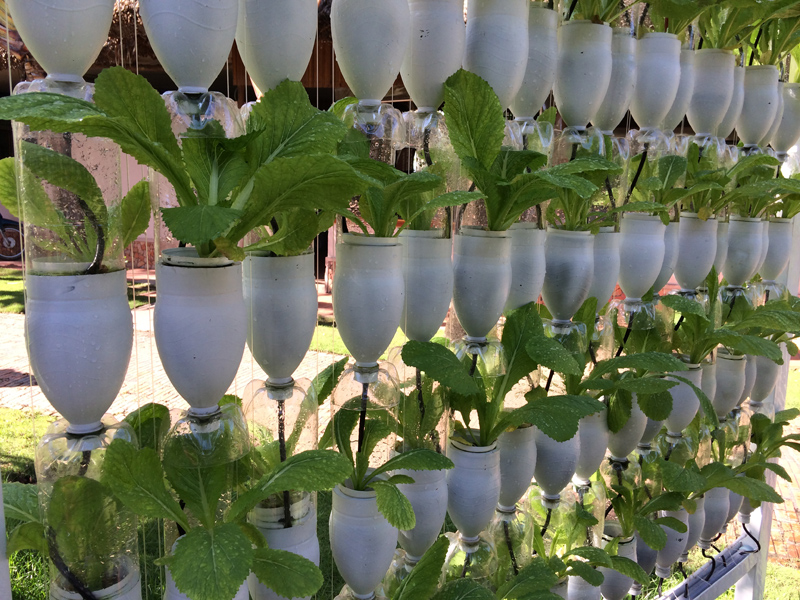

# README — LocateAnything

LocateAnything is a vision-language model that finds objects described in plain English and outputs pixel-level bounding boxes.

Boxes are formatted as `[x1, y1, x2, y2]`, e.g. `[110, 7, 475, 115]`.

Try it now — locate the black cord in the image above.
[357, 382, 369, 453]
[750, 27, 763, 66]
[545, 369, 555, 393]
[588, 342, 597, 365]
[78, 450, 92, 477]
[422, 128, 433, 167]
[657, 577, 664, 595]
[469, 353, 478, 377]
[674, 315, 685, 331]
[278, 399, 292, 528]
[703, 548, 717, 581]
[47, 528, 98, 600]
[742, 523, 762, 553]
[566, 0, 579, 20]
[665, 442, 675, 462]
[416, 368, 425, 419]
[503, 520, 520, 576]
[461, 552, 472, 578]
[615, 320, 633, 357]
[75, 195, 105, 275]
[605, 178, 617, 209]
[712, 544, 727, 568]
[541, 508, 553, 538]
[627, 147, 649, 203]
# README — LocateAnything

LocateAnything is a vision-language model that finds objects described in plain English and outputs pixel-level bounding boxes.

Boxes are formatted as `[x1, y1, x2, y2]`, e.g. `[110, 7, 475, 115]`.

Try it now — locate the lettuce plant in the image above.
[443, 69, 620, 232]
[0, 67, 370, 260]
[101, 438, 352, 600]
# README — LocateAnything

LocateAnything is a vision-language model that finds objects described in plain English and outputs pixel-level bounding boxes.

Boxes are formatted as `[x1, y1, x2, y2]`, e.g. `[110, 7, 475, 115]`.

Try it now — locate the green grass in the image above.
[0, 268, 24, 314]
[309, 325, 409, 357]
[0, 269, 153, 314]
[0, 408, 52, 484]
[785, 367, 800, 412]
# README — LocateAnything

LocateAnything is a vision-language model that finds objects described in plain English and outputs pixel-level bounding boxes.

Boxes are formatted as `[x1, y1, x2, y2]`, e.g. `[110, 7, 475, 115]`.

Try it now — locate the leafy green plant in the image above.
[3, 477, 136, 596]
[698, 0, 800, 50]
[123, 402, 170, 454]
[443, 69, 619, 232]
[0, 147, 150, 274]
[403, 303, 605, 448]
[753, 14, 800, 65]
[569, 0, 637, 24]
[0, 67, 370, 260]
[607, 486, 688, 550]
[661, 270, 792, 366]
[529, 511, 648, 592]
[101, 437, 352, 600]
[647, 0, 719, 39]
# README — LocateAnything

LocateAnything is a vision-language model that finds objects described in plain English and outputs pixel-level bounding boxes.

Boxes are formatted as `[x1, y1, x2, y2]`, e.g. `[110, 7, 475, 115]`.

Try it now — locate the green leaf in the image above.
[160, 205, 242, 247]
[0, 157, 19, 217]
[2, 482, 41, 524]
[633, 515, 667, 551]
[101, 439, 189, 531]
[369, 448, 454, 483]
[519, 394, 605, 442]
[608, 556, 649, 585]
[496, 558, 561, 598]
[616, 377, 677, 394]
[229, 154, 366, 243]
[402, 190, 484, 226]
[402, 341, 480, 396]
[251, 547, 323, 599]
[592, 352, 688, 377]
[372, 480, 415, 530]
[431, 579, 496, 600]
[527, 337, 582, 376]
[443, 69, 505, 169]
[721, 476, 784, 503]
[247, 80, 346, 164]
[568, 561, 604, 586]
[566, 546, 613, 567]
[669, 374, 718, 429]
[657, 155, 688, 190]
[659, 294, 710, 319]
[123, 403, 170, 453]
[226, 450, 352, 523]
[498, 304, 547, 401]
[120, 180, 151, 248]
[7, 522, 47, 555]
[168, 523, 253, 600]
[393, 537, 449, 600]
[636, 390, 673, 422]
[654, 516, 688, 533]
[213, 236, 246, 261]
[93, 67, 182, 164]
[182, 133, 249, 207]
[310, 357, 349, 407]
[21, 141, 108, 224]
[608, 389, 633, 434]
[491, 149, 546, 180]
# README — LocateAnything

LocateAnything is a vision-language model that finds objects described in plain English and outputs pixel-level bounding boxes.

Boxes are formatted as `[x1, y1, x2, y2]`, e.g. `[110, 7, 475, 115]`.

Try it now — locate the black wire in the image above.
[712, 544, 727, 568]
[357, 382, 369, 453]
[75, 194, 105, 275]
[545, 369, 555, 392]
[605, 178, 617, 209]
[588, 342, 597, 366]
[47, 528, 98, 600]
[541, 508, 553, 538]
[674, 315, 685, 331]
[750, 27, 763, 66]
[503, 520, 520, 576]
[278, 399, 292, 528]
[416, 368, 425, 419]
[703, 548, 716, 581]
[657, 577, 664, 595]
[566, 0, 579, 20]
[422, 128, 433, 167]
[742, 523, 762, 553]
[77, 450, 92, 477]
[461, 552, 472, 578]
[627, 147, 649, 203]
[615, 320, 633, 357]
[469, 353, 478, 377]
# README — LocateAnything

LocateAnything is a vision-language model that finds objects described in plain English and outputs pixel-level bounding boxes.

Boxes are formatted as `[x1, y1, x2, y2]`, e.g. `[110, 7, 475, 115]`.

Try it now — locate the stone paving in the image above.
[1, 298, 800, 567]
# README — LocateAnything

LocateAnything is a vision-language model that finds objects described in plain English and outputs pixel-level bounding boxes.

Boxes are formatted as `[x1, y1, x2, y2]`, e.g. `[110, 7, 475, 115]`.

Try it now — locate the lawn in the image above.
[0, 269, 154, 314]
[309, 324, 410, 357]
[0, 269, 23, 314]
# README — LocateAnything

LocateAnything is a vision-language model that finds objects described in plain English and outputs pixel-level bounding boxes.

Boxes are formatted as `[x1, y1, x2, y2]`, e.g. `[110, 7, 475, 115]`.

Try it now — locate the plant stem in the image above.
[278, 399, 292, 528]
[47, 528, 98, 600]
[503, 520, 520, 576]
[357, 382, 369, 453]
